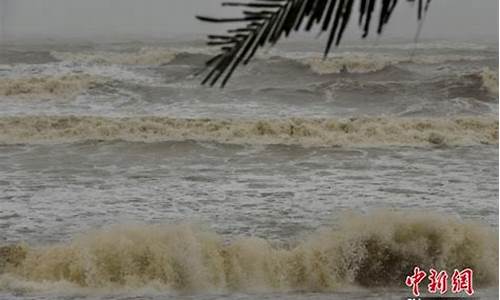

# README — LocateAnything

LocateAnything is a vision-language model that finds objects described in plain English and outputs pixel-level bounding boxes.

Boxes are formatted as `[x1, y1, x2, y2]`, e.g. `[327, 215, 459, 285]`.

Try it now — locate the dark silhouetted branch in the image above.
[197, 0, 431, 87]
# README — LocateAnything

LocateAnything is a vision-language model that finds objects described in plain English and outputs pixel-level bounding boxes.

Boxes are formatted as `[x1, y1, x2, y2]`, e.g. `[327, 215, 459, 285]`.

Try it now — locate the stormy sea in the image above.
[0, 38, 498, 299]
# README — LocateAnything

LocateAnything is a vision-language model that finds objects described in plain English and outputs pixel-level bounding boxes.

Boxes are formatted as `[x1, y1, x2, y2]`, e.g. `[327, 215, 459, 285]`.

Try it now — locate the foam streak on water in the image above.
[0, 116, 497, 146]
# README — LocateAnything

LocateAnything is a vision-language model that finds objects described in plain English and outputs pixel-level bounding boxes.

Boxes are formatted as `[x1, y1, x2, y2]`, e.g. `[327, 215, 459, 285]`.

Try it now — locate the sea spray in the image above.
[480, 67, 499, 96]
[0, 116, 496, 146]
[0, 211, 497, 293]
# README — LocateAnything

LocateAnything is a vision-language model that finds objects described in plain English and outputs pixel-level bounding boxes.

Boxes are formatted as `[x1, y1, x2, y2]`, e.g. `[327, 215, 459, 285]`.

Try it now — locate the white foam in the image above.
[480, 67, 499, 96]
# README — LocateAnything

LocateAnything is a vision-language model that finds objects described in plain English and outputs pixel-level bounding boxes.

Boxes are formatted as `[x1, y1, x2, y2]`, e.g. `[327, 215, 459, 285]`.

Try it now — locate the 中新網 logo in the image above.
[405, 266, 474, 297]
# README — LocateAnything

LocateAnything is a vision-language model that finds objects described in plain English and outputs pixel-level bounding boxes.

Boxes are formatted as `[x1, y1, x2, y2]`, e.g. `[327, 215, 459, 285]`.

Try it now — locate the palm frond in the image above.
[197, 0, 432, 87]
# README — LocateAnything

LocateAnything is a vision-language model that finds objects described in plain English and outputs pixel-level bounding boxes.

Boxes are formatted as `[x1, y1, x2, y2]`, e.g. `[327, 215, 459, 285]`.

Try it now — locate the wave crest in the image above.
[0, 75, 104, 98]
[0, 116, 496, 146]
[0, 211, 497, 293]
[480, 67, 499, 96]
[49, 47, 488, 74]
[51, 47, 179, 65]
[300, 53, 487, 74]
[302, 54, 392, 74]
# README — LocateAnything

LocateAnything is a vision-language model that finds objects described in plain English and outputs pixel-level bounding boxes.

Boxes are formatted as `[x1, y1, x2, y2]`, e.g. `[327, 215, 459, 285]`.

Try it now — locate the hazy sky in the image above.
[0, 0, 498, 43]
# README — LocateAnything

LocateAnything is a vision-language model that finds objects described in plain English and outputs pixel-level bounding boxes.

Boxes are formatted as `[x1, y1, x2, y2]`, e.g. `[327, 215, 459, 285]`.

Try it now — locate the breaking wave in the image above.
[49, 47, 488, 74]
[343, 41, 492, 51]
[325, 69, 499, 100]
[480, 67, 499, 96]
[50, 47, 215, 65]
[0, 211, 497, 293]
[0, 74, 104, 98]
[300, 53, 488, 74]
[0, 116, 496, 147]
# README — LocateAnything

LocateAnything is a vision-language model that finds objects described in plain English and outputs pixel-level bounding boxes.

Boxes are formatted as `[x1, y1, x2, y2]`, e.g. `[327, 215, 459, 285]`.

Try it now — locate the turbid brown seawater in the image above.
[0, 212, 497, 293]
[0, 39, 498, 300]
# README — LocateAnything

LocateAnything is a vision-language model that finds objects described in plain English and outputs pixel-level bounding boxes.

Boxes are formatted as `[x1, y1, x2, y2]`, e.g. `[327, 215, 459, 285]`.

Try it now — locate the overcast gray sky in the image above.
[0, 0, 498, 42]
